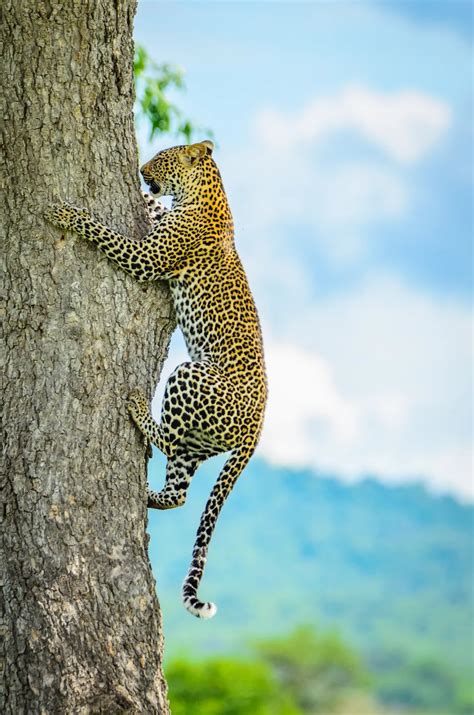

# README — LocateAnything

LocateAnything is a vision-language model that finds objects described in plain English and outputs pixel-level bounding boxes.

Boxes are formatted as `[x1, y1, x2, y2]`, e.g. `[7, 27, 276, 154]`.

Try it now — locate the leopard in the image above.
[44, 141, 267, 619]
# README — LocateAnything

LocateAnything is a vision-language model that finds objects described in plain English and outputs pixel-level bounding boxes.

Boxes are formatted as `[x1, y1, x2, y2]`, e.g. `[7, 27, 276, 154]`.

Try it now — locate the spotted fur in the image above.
[44, 141, 267, 619]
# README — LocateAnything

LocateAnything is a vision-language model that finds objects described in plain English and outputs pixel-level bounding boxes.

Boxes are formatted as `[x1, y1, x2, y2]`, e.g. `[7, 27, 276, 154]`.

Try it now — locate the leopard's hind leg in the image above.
[148, 449, 202, 510]
[128, 390, 199, 509]
[128, 362, 239, 510]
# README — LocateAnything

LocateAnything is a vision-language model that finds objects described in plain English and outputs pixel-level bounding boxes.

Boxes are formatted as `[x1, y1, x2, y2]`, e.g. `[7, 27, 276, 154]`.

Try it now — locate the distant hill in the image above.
[147, 454, 473, 678]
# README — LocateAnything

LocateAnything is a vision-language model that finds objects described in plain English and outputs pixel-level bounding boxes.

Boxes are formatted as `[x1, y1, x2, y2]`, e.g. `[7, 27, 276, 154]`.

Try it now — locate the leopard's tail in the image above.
[182, 443, 254, 619]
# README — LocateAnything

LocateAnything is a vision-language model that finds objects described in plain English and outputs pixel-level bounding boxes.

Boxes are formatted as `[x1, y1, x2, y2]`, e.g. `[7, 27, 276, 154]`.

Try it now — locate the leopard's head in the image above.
[140, 141, 214, 199]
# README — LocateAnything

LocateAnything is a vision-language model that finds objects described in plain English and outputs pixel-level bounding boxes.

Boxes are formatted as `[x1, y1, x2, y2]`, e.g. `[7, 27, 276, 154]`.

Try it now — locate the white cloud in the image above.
[226, 149, 408, 269]
[255, 85, 452, 164]
[261, 342, 360, 466]
[227, 85, 451, 265]
[222, 84, 454, 268]
[314, 162, 407, 227]
[257, 277, 473, 500]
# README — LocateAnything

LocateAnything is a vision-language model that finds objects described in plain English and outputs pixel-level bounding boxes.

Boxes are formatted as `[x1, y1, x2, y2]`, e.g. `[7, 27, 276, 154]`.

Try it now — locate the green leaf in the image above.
[134, 44, 211, 145]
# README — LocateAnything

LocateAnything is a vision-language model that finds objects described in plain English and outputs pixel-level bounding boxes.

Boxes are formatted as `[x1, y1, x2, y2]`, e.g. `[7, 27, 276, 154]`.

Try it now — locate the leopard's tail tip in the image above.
[183, 595, 218, 620]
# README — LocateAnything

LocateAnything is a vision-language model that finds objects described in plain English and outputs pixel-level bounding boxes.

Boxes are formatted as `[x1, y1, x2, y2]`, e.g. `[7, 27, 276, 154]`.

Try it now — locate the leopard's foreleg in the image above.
[44, 200, 189, 281]
[45, 202, 158, 282]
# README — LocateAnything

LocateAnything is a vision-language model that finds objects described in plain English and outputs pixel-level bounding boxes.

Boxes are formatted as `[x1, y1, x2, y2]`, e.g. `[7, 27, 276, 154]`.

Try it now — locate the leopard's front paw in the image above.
[44, 202, 91, 231]
[127, 388, 150, 425]
[44, 202, 74, 230]
[142, 191, 167, 224]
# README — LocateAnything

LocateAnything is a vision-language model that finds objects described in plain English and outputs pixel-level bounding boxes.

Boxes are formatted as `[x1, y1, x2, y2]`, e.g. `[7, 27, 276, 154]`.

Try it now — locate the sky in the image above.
[134, 1, 473, 499]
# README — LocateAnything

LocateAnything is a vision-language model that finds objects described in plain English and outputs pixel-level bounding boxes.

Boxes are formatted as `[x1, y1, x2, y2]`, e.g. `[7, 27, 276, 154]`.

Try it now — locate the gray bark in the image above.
[1, 2, 173, 712]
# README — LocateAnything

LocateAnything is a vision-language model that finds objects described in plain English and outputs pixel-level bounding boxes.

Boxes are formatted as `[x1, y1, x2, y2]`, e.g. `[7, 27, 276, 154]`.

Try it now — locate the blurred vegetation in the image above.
[134, 44, 210, 143]
[166, 624, 474, 715]
[254, 626, 369, 713]
[166, 626, 369, 715]
[369, 648, 474, 714]
[166, 657, 298, 715]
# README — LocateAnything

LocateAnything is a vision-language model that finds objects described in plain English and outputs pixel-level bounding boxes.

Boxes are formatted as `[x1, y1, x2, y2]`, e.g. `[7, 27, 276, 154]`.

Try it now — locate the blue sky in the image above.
[135, 1, 472, 498]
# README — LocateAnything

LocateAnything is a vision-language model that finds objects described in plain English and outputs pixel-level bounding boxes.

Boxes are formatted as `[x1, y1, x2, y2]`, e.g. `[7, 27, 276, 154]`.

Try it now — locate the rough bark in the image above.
[1, 2, 173, 712]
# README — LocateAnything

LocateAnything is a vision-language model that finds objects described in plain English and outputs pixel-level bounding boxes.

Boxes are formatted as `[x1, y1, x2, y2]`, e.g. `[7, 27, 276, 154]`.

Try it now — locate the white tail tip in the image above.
[184, 599, 218, 619]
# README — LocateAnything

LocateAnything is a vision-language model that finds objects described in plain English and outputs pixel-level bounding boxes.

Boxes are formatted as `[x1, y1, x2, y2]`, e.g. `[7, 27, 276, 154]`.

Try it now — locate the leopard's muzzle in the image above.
[140, 168, 161, 196]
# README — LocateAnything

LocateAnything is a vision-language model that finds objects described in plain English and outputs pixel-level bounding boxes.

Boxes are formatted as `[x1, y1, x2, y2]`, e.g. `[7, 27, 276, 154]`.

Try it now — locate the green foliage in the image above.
[165, 626, 370, 715]
[166, 656, 300, 715]
[372, 649, 474, 714]
[165, 623, 472, 715]
[134, 44, 207, 143]
[255, 626, 369, 713]
[455, 678, 474, 715]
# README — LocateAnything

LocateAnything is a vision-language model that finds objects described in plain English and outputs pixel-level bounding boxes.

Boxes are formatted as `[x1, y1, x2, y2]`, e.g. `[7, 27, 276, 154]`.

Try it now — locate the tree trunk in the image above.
[1, 2, 173, 712]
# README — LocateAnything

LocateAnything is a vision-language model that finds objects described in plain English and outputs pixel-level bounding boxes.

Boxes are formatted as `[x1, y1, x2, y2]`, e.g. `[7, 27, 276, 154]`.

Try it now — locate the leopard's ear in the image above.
[201, 140, 214, 155]
[180, 141, 214, 166]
